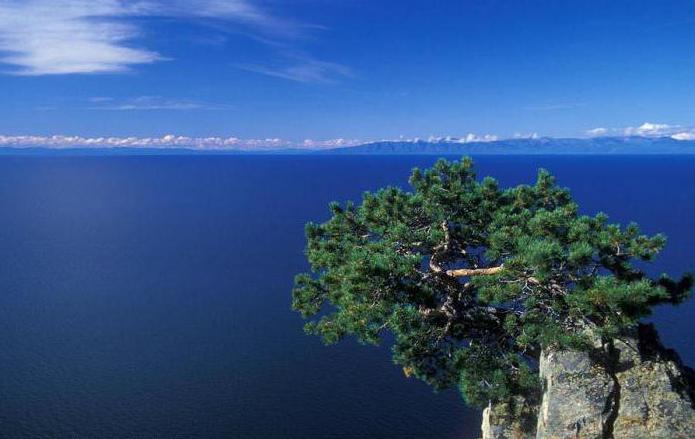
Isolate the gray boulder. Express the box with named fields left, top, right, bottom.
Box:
left=481, top=397, right=536, bottom=439
left=480, top=324, right=695, bottom=439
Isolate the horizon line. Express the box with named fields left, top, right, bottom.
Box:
left=0, top=133, right=693, bottom=154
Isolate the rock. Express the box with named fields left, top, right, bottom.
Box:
left=610, top=325, right=695, bottom=439
left=480, top=324, right=695, bottom=439
left=481, top=397, right=536, bottom=439
left=535, top=344, right=616, bottom=438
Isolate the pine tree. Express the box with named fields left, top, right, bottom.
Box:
left=292, top=157, right=692, bottom=407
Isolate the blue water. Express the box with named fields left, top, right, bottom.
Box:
left=0, top=155, right=693, bottom=439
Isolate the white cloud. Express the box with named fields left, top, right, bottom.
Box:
left=302, top=138, right=362, bottom=148
left=0, top=0, right=306, bottom=75
left=462, top=133, right=499, bottom=143
left=586, top=127, right=608, bottom=137
left=623, top=122, right=675, bottom=136
left=671, top=132, right=695, bottom=141
left=409, top=134, right=499, bottom=144
left=514, top=132, right=540, bottom=139
left=0, top=134, right=362, bottom=150
left=0, top=133, right=506, bottom=150
left=621, top=122, right=695, bottom=140
left=0, top=0, right=158, bottom=75
left=585, top=122, right=695, bottom=141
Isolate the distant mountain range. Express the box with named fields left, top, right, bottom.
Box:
left=1, top=136, right=695, bottom=155
left=322, top=136, right=695, bottom=155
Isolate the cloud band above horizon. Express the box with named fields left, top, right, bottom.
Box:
left=0, top=134, right=362, bottom=150
left=586, top=122, right=695, bottom=140
left=0, top=125, right=692, bottom=151
left=0, top=133, right=505, bottom=150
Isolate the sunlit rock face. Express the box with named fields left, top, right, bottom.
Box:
left=481, top=324, right=695, bottom=439
left=481, top=397, right=536, bottom=439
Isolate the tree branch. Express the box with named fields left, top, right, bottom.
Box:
left=429, top=221, right=452, bottom=273
left=446, top=266, right=504, bottom=277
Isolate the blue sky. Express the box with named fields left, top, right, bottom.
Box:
left=1, top=0, right=695, bottom=148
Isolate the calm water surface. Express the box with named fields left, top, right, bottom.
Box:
left=0, top=155, right=693, bottom=438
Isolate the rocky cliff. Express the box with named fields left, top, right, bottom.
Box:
left=480, top=324, right=695, bottom=439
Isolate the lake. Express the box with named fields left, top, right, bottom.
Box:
left=0, top=155, right=693, bottom=438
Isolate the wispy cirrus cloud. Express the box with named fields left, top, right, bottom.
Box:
left=524, top=102, right=586, bottom=111
left=237, top=54, right=353, bottom=84
left=0, top=0, right=347, bottom=81
left=0, top=0, right=161, bottom=75
left=86, top=96, right=235, bottom=111
left=585, top=122, right=695, bottom=140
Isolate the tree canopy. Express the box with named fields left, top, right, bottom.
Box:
left=291, top=157, right=692, bottom=406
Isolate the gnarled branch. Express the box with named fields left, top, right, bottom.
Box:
left=429, top=221, right=452, bottom=273
left=446, top=266, right=504, bottom=277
